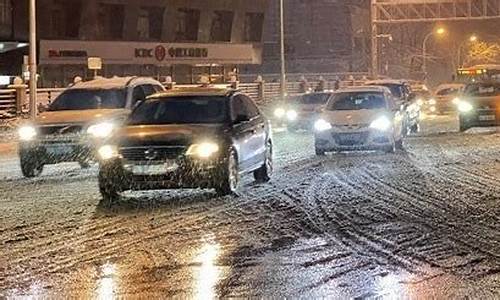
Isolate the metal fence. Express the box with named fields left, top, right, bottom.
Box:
left=0, top=79, right=368, bottom=118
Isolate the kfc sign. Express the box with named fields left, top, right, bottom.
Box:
left=135, top=45, right=209, bottom=61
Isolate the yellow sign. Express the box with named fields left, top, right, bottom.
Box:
left=87, top=57, right=102, bottom=70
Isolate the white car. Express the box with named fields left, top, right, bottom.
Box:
left=314, top=86, right=404, bottom=155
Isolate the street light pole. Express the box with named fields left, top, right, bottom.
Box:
left=371, top=0, right=378, bottom=78
left=279, top=0, right=286, bottom=100
left=28, top=0, right=37, bottom=119
left=422, top=27, right=445, bottom=82
left=422, top=31, right=433, bottom=81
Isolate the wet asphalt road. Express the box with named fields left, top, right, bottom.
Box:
left=1, top=114, right=500, bottom=298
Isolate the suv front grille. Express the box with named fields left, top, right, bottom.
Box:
left=39, top=125, right=84, bottom=136
left=120, top=146, right=186, bottom=161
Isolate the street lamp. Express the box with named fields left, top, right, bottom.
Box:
left=422, top=27, right=446, bottom=80
left=279, top=0, right=286, bottom=101
left=28, top=0, right=37, bottom=119
left=457, top=34, right=479, bottom=67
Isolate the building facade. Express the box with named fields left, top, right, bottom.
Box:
left=245, top=0, right=367, bottom=77
left=0, top=0, right=268, bottom=86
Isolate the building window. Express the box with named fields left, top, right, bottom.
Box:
left=176, top=8, right=200, bottom=42
left=0, top=0, right=10, bottom=26
left=138, top=6, right=164, bottom=40
left=244, top=13, right=264, bottom=42
left=210, top=11, right=233, bottom=42
left=98, top=4, right=124, bottom=40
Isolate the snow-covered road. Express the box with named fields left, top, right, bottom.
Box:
left=1, top=114, right=500, bottom=298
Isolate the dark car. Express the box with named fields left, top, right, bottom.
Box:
left=457, top=82, right=500, bottom=132
left=97, top=87, right=273, bottom=203
left=365, top=79, right=421, bottom=135
left=17, top=77, right=165, bottom=178
left=285, top=92, right=333, bottom=132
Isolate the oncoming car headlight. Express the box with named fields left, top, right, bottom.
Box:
left=370, top=116, right=392, bottom=131
left=416, top=98, right=424, bottom=106
left=18, top=126, right=37, bottom=141
left=457, top=101, right=473, bottom=113
left=314, top=119, right=332, bottom=132
left=286, top=110, right=298, bottom=121
left=87, top=122, right=115, bottom=138
left=452, top=97, right=460, bottom=105
left=274, top=108, right=285, bottom=118
left=98, top=145, right=119, bottom=160
left=428, top=98, right=436, bottom=105
left=187, top=142, right=220, bottom=158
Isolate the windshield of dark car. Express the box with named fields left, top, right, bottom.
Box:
left=298, top=93, right=331, bottom=105
left=128, top=96, right=228, bottom=125
left=369, top=84, right=402, bottom=98
left=464, top=84, right=500, bottom=97
left=436, top=87, right=461, bottom=96
left=48, top=89, right=127, bottom=111
left=327, top=92, right=386, bottom=111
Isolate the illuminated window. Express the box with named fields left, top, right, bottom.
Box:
left=244, top=13, right=264, bottom=42
left=176, top=8, right=200, bottom=41
left=210, top=11, right=233, bottom=42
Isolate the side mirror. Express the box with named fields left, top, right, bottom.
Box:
left=234, top=114, right=250, bottom=124
left=133, top=100, right=144, bottom=110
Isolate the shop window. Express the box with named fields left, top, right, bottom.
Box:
left=244, top=13, right=264, bottom=42
left=138, top=7, right=164, bottom=40
left=176, top=8, right=200, bottom=41
left=210, top=11, right=233, bottom=42
left=98, top=4, right=124, bottom=40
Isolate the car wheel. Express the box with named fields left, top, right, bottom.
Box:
left=385, top=142, right=396, bottom=154
left=395, top=138, right=404, bottom=150
left=459, top=118, right=470, bottom=132
left=315, top=147, right=326, bottom=156
left=78, top=159, right=92, bottom=169
left=254, top=142, right=273, bottom=182
left=20, top=154, right=44, bottom=178
left=410, top=123, right=419, bottom=133
left=216, top=150, right=239, bottom=196
left=98, top=173, right=121, bottom=206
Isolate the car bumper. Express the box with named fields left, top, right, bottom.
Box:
left=460, top=110, right=500, bottom=127
left=315, top=129, right=394, bottom=151
left=99, top=158, right=226, bottom=191
left=19, top=140, right=95, bottom=164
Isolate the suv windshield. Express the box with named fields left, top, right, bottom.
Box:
left=48, top=89, right=126, bottom=111
left=436, top=87, right=461, bottom=96
left=464, top=83, right=500, bottom=97
left=328, top=92, right=386, bottom=111
left=298, top=93, right=331, bottom=105
left=368, top=84, right=403, bottom=98
left=128, top=96, right=228, bottom=125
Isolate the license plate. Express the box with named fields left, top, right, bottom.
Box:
left=131, top=162, right=178, bottom=175
left=339, top=133, right=361, bottom=141
left=46, top=145, right=73, bottom=156
left=479, top=115, right=495, bottom=121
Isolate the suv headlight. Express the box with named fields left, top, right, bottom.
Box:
left=187, top=142, right=220, bottom=158
left=457, top=101, right=473, bottom=113
left=286, top=110, right=298, bottom=121
left=370, top=116, right=392, bottom=131
left=18, top=126, right=37, bottom=141
left=314, top=119, right=332, bottom=131
left=274, top=108, right=285, bottom=118
left=98, top=145, right=119, bottom=160
left=87, top=122, right=115, bottom=138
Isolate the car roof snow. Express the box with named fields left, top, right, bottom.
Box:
left=149, top=86, right=236, bottom=99
left=336, top=86, right=391, bottom=94
left=70, top=76, right=157, bottom=90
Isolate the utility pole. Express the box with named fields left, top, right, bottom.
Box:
left=28, top=0, right=37, bottom=119
left=279, top=0, right=286, bottom=100
left=370, top=0, right=378, bottom=78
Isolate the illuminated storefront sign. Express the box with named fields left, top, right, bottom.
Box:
left=40, top=40, right=261, bottom=65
